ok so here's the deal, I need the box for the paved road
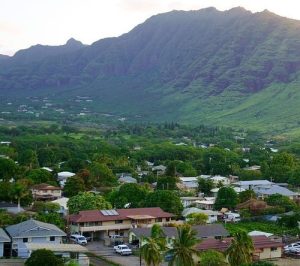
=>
[87,241,145,266]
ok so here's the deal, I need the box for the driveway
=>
[86,241,146,266]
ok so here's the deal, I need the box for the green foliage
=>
[226,230,254,266]
[108,183,150,208]
[214,187,238,210]
[198,178,214,195]
[278,212,300,228]
[89,162,118,187]
[68,192,112,214]
[25,169,54,184]
[199,250,228,266]
[35,212,65,230]
[167,224,200,266]
[0,158,17,181]
[63,176,85,197]
[144,190,183,216]
[266,194,297,212]
[25,249,64,266]
[156,176,178,190]
[238,190,256,203]
[186,213,208,225]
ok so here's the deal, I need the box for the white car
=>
[113,244,132,255]
[70,234,88,245]
[284,242,300,252]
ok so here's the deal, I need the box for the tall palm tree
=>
[226,230,254,266]
[167,224,200,266]
[140,224,167,266]
[12,182,29,212]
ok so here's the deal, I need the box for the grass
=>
[85,252,121,266]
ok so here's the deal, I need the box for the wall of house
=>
[255,247,282,260]
[13,236,62,258]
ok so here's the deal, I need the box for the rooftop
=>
[25,243,87,253]
[0,228,10,242]
[32,183,61,190]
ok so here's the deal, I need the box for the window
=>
[23,238,28,243]
[271,247,277,252]
[115,220,123,224]
[155,218,162,222]
[50,236,55,241]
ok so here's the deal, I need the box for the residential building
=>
[197,235,284,260]
[195,197,215,210]
[57,171,75,187]
[52,197,69,216]
[118,176,137,184]
[0,228,10,257]
[6,219,66,258]
[31,183,62,200]
[210,175,230,186]
[179,177,198,190]
[68,207,174,241]
[0,202,24,214]
[182,208,219,223]
[180,197,203,208]
[152,165,167,175]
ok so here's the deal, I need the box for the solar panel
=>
[100,210,119,216]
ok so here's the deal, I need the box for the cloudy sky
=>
[1,0,300,55]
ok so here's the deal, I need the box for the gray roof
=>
[6,219,66,238]
[0,228,10,242]
[118,176,137,183]
[254,185,297,197]
[131,224,229,239]
[234,180,273,186]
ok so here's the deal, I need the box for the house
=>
[243,165,261,171]
[51,197,69,216]
[31,183,62,201]
[0,202,25,214]
[179,177,198,190]
[68,207,174,241]
[0,228,10,257]
[182,208,220,223]
[195,197,215,210]
[129,224,229,247]
[211,187,245,197]
[118,176,137,184]
[57,171,75,187]
[254,185,298,200]
[210,175,230,186]
[152,165,167,175]
[6,219,66,258]
[180,197,203,208]
[197,235,284,260]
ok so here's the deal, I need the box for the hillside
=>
[1,7,300,131]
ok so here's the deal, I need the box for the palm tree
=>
[167,224,200,266]
[140,224,167,266]
[226,230,254,266]
[12,182,29,212]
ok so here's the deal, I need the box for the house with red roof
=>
[68,207,174,241]
[197,235,284,260]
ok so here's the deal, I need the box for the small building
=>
[195,197,215,210]
[180,197,202,208]
[179,177,198,190]
[210,175,230,186]
[0,202,25,214]
[6,219,66,258]
[57,171,75,187]
[182,208,219,223]
[152,165,167,175]
[0,228,10,257]
[118,176,137,184]
[31,183,62,201]
[51,197,69,216]
[254,185,298,200]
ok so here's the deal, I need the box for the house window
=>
[155,218,162,222]
[115,220,123,224]
[271,247,277,251]
[23,238,28,243]
[50,236,55,241]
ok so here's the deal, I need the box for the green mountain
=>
[1,7,300,131]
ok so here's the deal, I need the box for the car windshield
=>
[79,237,86,241]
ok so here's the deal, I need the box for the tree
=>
[141,224,166,266]
[26,169,54,184]
[35,212,65,230]
[63,176,85,197]
[89,162,117,187]
[226,230,254,266]
[11,181,30,211]
[68,192,112,214]
[186,213,208,225]
[198,178,214,195]
[108,183,150,208]
[144,190,183,216]
[266,194,297,212]
[200,250,228,266]
[167,224,200,266]
[25,249,64,266]
[0,158,17,181]
[214,187,238,210]
[156,176,178,190]
[0,210,14,227]
[238,190,256,203]
[18,149,39,169]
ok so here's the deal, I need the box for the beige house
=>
[68,207,174,241]
[31,183,62,200]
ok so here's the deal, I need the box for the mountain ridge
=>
[1,7,300,132]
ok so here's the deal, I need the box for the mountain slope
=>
[1,7,300,131]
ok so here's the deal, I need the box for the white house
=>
[196,197,215,210]
[57,171,75,187]
[180,197,203,208]
[182,208,219,223]
[179,177,198,190]
[52,197,69,216]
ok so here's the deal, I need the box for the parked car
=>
[114,244,132,255]
[284,242,300,252]
[70,234,88,245]
[224,212,241,223]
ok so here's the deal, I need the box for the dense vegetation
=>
[2,8,300,131]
